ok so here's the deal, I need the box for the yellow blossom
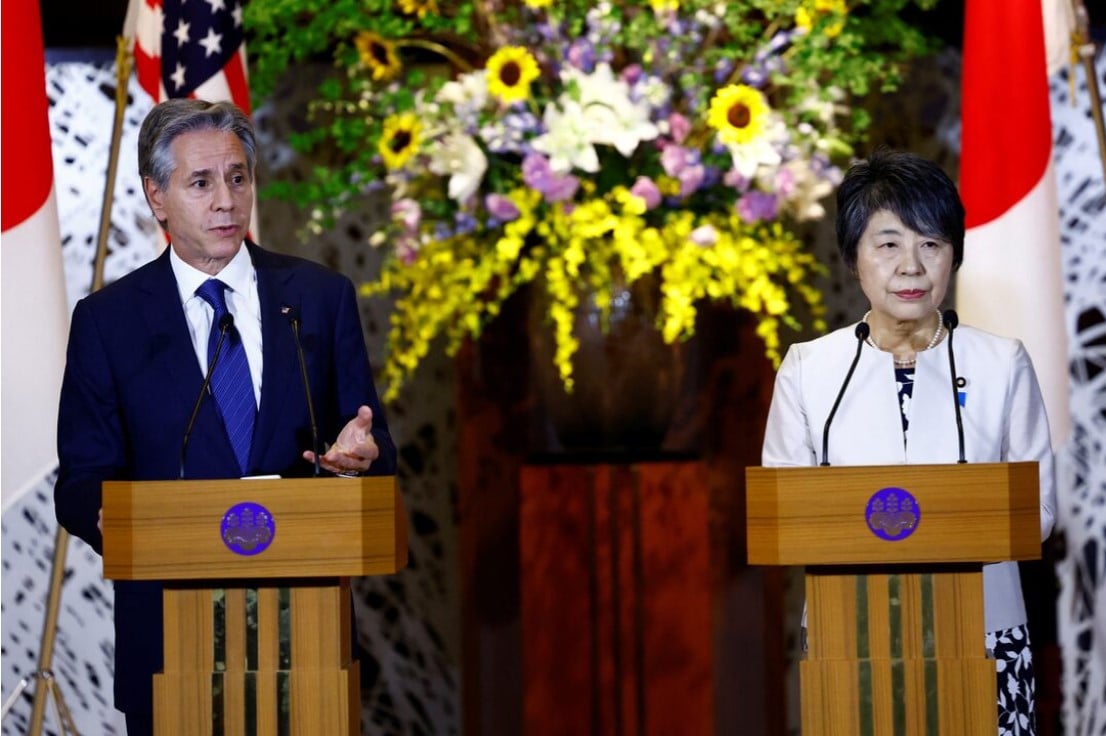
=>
[796,0,848,38]
[354,32,402,81]
[708,84,771,146]
[378,113,421,169]
[486,46,540,104]
[397,0,439,19]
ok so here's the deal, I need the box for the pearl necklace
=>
[863,309,943,367]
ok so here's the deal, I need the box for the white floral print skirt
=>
[988,624,1036,735]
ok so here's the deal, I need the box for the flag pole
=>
[1070,0,1106,182]
[24,530,79,735]
[92,34,134,293]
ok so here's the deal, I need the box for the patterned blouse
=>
[895,366,915,436]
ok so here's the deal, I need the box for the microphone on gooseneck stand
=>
[180,313,234,479]
[942,309,967,464]
[821,321,870,466]
[283,305,321,477]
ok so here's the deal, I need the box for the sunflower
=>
[485,46,540,104]
[378,113,422,170]
[397,0,439,18]
[707,84,771,146]
[795,0,847,38]
[354,31,402,81]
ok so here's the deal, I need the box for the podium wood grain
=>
[102,476,407,579]
[746,462,1040,565]
[103,476,405,735]
[747,462,1041,735]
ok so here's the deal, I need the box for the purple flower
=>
[485,193,521,221]
[620,63,644,85]
[659,145,705,197]
[737,191,779,223]
[661,145,692,177]
[724,168,750,191]
[567,39,596,72]
[714,59,735,85]
[630,176,662,209]
[677,165,705,197]
[774,166,797,197]
[668,113,691,145]
[700,166,723,190]
[395,236,420,265]
[522,153,580,202]
[391,198,421,232]
[433,221,453,241]
[767,29,796,55]
[454,212,478,235]
[744,30,795,87]
[742,67,769,88]
[482,111,541,155]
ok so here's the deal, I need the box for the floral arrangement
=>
[246,0,936,401]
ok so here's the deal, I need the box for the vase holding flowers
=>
[245,0,938,405]
[527,269,692,454]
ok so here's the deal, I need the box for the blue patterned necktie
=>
[195,279,256,474]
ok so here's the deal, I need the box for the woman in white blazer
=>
[762,150,1056,735]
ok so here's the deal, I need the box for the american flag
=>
[128,0,251,112]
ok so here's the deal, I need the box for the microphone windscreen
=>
[219,312,235,331]
[855,321,870,340]
[942,309,959,330]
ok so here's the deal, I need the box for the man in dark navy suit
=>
[54,99,397,735]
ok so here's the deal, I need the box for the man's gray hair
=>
[138,99,257,191]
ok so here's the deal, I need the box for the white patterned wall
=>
[1052,49,1106,736]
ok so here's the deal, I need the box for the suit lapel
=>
[838,355,906,465]
[906,352,961,463]
[249,242,301,470]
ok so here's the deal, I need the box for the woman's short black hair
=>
[834,149,965,272]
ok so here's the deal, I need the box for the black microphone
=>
[284,305,321,477]
[942,309,967,464]
[821,322,870,466]
[180,313,234,479]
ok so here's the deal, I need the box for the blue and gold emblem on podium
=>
[865,487,919,541]
[220,502,276,555]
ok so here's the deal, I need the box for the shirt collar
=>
[170,243,255,303]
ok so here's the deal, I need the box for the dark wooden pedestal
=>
[457,298,789,736]
[519,461,712,735]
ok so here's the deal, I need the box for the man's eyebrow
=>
[187,162,248,177]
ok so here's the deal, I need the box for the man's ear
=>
[143,177,168,224]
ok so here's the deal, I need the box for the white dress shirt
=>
[170,244,263,406]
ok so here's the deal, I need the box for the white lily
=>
[531,100,600,174]
[567,63,659,157]
[428,133,488,202]
[436,70,489,110]
[726,117,787,180]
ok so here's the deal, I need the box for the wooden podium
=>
[102,476,407,736]
[746,462,1040,735]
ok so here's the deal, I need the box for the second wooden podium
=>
[746,462,1040,735]
[102,476,407,736]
